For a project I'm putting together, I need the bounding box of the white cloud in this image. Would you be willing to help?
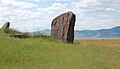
[0,0,120,32]
[0,0,38,8]
[43,3,66,14]
[31,0,47,2]
[72,0,100,9]
[0,0,15,3]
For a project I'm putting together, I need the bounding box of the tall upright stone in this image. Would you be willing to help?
[51,12,76,43]
[2,22,10,29]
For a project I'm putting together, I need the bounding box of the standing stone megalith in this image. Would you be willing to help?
[2,22,10,29]
[51,11,76,43]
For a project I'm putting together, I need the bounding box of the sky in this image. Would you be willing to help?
[0,0,120,32]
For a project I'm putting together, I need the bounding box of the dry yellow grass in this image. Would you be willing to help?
[75,38,120,48]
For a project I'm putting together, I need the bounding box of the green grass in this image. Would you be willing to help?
[0,29,120,69]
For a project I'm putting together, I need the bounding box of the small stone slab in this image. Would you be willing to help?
[9,34,28,38]
[2,22,10,29]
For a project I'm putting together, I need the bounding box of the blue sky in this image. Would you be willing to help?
[0,0,120,32]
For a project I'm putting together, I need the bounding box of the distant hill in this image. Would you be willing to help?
[39,29,51,35]
[32,26,120,38]
[75,26,120,38]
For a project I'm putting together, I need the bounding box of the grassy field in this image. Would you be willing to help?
[75,38,120,48]
[0,30,120,69]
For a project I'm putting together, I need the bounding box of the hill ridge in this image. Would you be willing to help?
[30,26,120,38]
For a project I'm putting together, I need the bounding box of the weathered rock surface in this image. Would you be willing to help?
[2,22,10,29]
[51,11,76,43]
